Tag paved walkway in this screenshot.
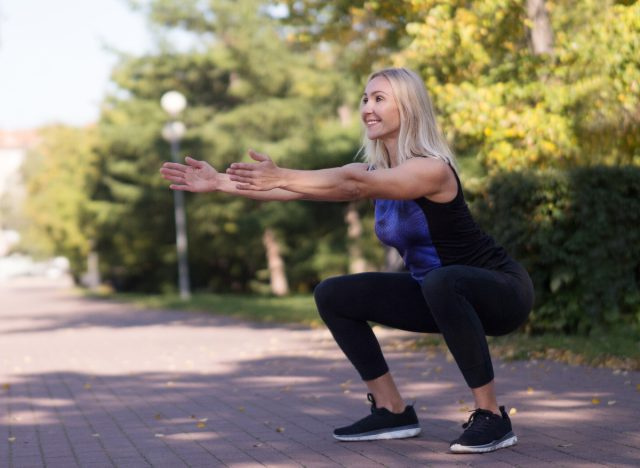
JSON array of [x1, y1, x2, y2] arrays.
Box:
[[1, 276, 638, 467]]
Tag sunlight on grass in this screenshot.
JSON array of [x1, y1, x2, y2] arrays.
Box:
[[96, 291, 323, 327], [408, 332, 640, 371]]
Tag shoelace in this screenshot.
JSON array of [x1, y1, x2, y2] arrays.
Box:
[[367, 393, 379, 414], [461, 408, 496, 433]]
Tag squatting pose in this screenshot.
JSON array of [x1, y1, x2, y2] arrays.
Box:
[[160, 67, 534, 453]]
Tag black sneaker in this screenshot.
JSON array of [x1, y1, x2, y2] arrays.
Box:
[[449, 406, 517, 453], [333, 393, 421, 441]]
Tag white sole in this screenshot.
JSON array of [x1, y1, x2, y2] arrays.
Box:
[[450, 433, 518, 454], [334, 426, 421, 442]]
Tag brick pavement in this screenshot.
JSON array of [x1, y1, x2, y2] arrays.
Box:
[[1, 276, 638, 467]]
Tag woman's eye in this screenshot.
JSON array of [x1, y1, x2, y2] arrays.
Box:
[[362, 98, 368, 104], [376, 96, 383, 102]]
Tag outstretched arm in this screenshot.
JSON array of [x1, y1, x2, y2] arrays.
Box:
[[227, 150, 455, 201], [159, 157, 305, 201]]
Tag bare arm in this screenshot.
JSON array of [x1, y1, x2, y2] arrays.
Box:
[[227, 150, 456, 201], [160, 157, 305, 201]]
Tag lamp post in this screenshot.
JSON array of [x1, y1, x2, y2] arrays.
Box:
[[161, 91, 191, 300]]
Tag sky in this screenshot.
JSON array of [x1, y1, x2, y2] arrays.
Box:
[[0, 0, 152, 130]]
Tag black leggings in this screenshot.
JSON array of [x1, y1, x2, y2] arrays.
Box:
[[314, 260, 534, 388]]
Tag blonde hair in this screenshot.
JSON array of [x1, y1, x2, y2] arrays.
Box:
[[359, 68, 456, 170]]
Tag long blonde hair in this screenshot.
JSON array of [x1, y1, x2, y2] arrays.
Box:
[[360, 68, 456, 170]]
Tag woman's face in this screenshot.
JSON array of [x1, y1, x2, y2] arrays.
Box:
[[361, 76, 401, 143]]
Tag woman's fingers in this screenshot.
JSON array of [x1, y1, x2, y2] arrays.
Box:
[[228, 175, 253, 184], [162, 162, 187, 172], [227, 168, 258, 178], [161, 168, 185, 178], [248, 149, 270, 162], [235, 183, 258, 191], [228, 162, 257, 171], [184, 156, 203, 167]]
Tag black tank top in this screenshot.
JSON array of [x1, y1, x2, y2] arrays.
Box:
[[374, 167, 510, 281]]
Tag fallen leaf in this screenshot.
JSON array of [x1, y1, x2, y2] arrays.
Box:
[[339, 380, 352, 389], [591, 398, 600, 405], [558, 443, 572, 448], [276, 427, 285, 433], [196, 422, 206, 429], [2, 383, 10, 391], [509, 408, 517, 416], [253, 442, 263, 447], [237, 406, 245, 412], [607, 400, 616, 406], [92, 433, 100, 437], [83, 383, 92, 390], [526, 387, 534, 394], [155, 433, 165, 438], [420, 406, 427, 411], [154, 413, 164, 420], [8, 437, 16, 443]]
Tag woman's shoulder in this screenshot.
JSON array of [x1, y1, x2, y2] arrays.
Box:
[[403, 156, 455, 181], [404, 157, 459, 202]]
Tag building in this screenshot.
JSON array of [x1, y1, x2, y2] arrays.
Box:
[[0, 129, 39, 255]]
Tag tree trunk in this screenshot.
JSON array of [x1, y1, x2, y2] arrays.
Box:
[[262, 228, 289, 296], [345, 202, 368, 274], [526, 0, 554, 55]]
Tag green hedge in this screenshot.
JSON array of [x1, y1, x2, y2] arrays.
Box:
[[471, 166, 640, 334]]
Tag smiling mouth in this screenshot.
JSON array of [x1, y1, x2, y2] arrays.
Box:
[[366, 120, 381, 126]]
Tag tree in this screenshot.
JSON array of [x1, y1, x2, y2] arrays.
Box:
[[92, 0, 371, 293], [393, 0, 640, 172], [281, 0, 417, 75], [21, 125, 99, 280]]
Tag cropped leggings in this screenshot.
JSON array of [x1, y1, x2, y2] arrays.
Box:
[[314, 260, 534, 389]]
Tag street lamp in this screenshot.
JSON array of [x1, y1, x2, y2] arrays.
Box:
[[161, 90, 191, 300]]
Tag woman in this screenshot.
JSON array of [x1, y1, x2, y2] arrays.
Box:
[[160, 67, 534, 454]]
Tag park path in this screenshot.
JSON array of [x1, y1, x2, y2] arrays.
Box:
[[1, 276, 638, 467]]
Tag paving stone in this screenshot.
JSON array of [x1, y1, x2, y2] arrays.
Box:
[[1, 276, 639, 467]]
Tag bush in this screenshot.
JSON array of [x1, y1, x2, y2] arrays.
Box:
[[471, 166, 640, 334]]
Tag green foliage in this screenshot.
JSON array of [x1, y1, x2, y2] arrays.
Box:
[[90, 0, 371, 293], [471, 166, 640, 334], [20, 0, 640, 339], [20, 126, 99, 278], [282, 0, 417, 75], [394, 0, 640, 171]]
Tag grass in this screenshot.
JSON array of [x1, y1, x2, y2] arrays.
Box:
[[87, 290, 323, 327], [88, 290, 640, 371], [407, 331, 640, 371]]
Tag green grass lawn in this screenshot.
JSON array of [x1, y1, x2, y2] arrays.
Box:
[[90, 291, 323, 327], [90, 290, 640, 370]]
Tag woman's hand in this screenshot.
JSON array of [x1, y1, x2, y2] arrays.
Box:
[[160, 156, 220, 192], [226, 150, 283, 191]]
